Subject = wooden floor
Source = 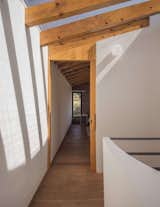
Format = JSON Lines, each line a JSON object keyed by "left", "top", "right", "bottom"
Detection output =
{"left": 30, "top": 124, "right": 104, "bottom": 207}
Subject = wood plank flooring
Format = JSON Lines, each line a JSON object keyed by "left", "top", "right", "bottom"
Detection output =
{"left": 30, "top": 125, "right": 104, "bottom": 207}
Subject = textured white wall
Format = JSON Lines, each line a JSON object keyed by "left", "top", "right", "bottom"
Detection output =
{"left": 0, "top": 0, "right": 48, "bottom": 206}
{"left": 51, "top": 63, "right": 72, "bottom": 160}
{"left": 96, "top": 14, "right": 160, "bottom": 173}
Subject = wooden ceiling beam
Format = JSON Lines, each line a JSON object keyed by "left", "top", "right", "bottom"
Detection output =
{"left": 49, "top": 18, "right": 149, "bottom": 56}
{"left": 61, "top": 64, "right": 89, "bottom": 73}
{"left": 62, "top": 67, "right": 89, "bottom": 76}
{"left": 58, "top": 63, "right": 81, "bottom": 71}
{"left": 56, "top": 60, "right": 88, "bottom": 67}
{"left": 40, "top": 0, "right": 159, "bottom": 46}
{"left": 57, "top": 61, "right": 89, "bottom": 71}
{"left": 25, "top": 0, "right": 129, "bottom": 27}
{"left": 72, "top": 82, "right": 89, "bottom": 87}
{"left": 65, "top": 71, "right": 89, "bottom": 79}
{"left": 67, "top": 76, "right": 90, "bottom": 84}
{"left": 71, "top": 79, "right": 90, "bottom": 86}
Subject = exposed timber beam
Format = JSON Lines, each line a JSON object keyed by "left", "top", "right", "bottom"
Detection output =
{"left": 72, "top": 81, "right": 89, "bottom": 87}
{"left": 48, "top": 18, "right": 149, "bottom": 58}
{"left": 69, "top": 77, "right": 90, "bottom": 84}
{"left": 25, "top": 0, "right": 129, "bottom": 27}
{"left": 56, "top": 62, "right": 82, "bottom": 70}
{"left": 65, "top": 72, "right": 89, "bottom": 80}
{"left": 62, "top": 67, "right": 89, "bottom": 76}
{"left": 71, "top": 79, "right": 89, "bottom": 85}
{"left": 61, "top": 64, "right": 89, "bottom": 72}
{"left": 40, "top": 0, "right": 160, "bottom": 46}
{"left": 72, "top": 82, "right": 89, "bottom": 87}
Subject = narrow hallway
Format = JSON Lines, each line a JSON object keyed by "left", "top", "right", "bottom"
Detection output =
{"left": 30, "top": 125, "right": 104, "bottom": 207}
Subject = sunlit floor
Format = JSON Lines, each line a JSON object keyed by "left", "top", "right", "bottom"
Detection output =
{"left": 30, "top": 124, "right": 104, "bottom": 207}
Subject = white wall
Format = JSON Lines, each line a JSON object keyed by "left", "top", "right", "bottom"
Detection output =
{"left": 96, "top": 14, "right": 160, "bottom": 173}
{"left": 51, "top": 63, "right": 72, "bottom": 160}
{"left": 0, "top": 0, "right": 48, "bottom": 206}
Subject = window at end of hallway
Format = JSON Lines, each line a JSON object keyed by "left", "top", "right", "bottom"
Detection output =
{"left": 72, "top": 92, "right": 82, "bottom": 117}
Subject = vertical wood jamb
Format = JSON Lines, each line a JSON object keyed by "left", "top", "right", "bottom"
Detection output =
{"left": 48, "top": 56, "right": 52, "bottom": 168}
{"left": 89, "top": 45, "right": 96, "bottom": 171}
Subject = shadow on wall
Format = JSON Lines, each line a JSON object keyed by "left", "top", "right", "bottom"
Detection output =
{"left": 0, "top": 0, "right": 48, "bottom": 206}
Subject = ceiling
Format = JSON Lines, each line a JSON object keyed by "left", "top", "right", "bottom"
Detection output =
{"left": 24, "top": 0, "right": 149, "bottom": 87}
{"left": 55, "top": 61, "right": 90, "bottom": 87}
{"left": 24, "top": 0, "right": 148, "bottom": 30}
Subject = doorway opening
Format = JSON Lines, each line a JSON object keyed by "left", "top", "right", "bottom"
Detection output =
{"left": 48, "top": 46, "right": 96, "bottom": 171}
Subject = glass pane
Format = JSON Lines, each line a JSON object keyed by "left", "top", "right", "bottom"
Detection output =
{"left": 73, "top": 93, "right": 81, "bottom": 117}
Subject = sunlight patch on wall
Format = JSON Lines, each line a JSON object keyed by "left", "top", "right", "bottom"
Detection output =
{"left": 29, "top": 27, "right": 48, "bottom": 146}
{"left": 0, "top": 10, "right": 26, "bottom": 170}
{"left": 7, "top": 0, "right": 41, "bottom": 159}
{"left": 96, "top": 29, "right": 143, "bottom": 85}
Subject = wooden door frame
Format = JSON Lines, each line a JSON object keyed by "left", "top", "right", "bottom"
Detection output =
{"left": 89, "top": 45, "right": 96, "bottom": 171}
{"left": 47, "top": 58, "right": 52, "bottom": 168}
{"left": 47, "top": 44, "right": 96, "bottom": 171}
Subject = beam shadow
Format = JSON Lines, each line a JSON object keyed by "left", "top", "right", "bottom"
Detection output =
{"left": 0, "top": 0, "right": 30, "bottom": 161}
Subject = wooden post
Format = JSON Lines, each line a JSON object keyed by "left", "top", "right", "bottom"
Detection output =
{"left": 89, "top": 45, "right": 96, "bottom": 171}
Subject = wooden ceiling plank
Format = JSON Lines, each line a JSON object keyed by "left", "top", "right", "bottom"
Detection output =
{"left": 40, "top": 0, "right": 158, "bottom": 46}
{"left": 25, "top": 0, "right": 129, "bottom": 27}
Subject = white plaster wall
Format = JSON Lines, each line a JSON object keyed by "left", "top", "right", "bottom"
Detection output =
{"left": 0, "top": 0, "right": 48, "bottom": 206}
{"left": 96, "top": 14, "right": 160, "bottom": 173}
{"left": 51, "top": 63, "right": 72, "bottom": 160}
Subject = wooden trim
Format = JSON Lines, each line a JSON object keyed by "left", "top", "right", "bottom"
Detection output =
{"left": 48, "top": 58, "right": 52, "bottom": 168}
{"left": 89, "top": 45, "right": 96, "bottom": 171}
{"left": 25, "top": 0, "right": 129, "bottom": 27}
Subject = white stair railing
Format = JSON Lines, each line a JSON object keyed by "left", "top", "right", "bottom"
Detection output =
{"left": 103, "top": 138, "right": 160, "bottom": 207}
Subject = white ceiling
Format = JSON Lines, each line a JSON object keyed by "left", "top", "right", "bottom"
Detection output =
{"left": 24, "top": 0, "right": 149, "bottom": 30}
